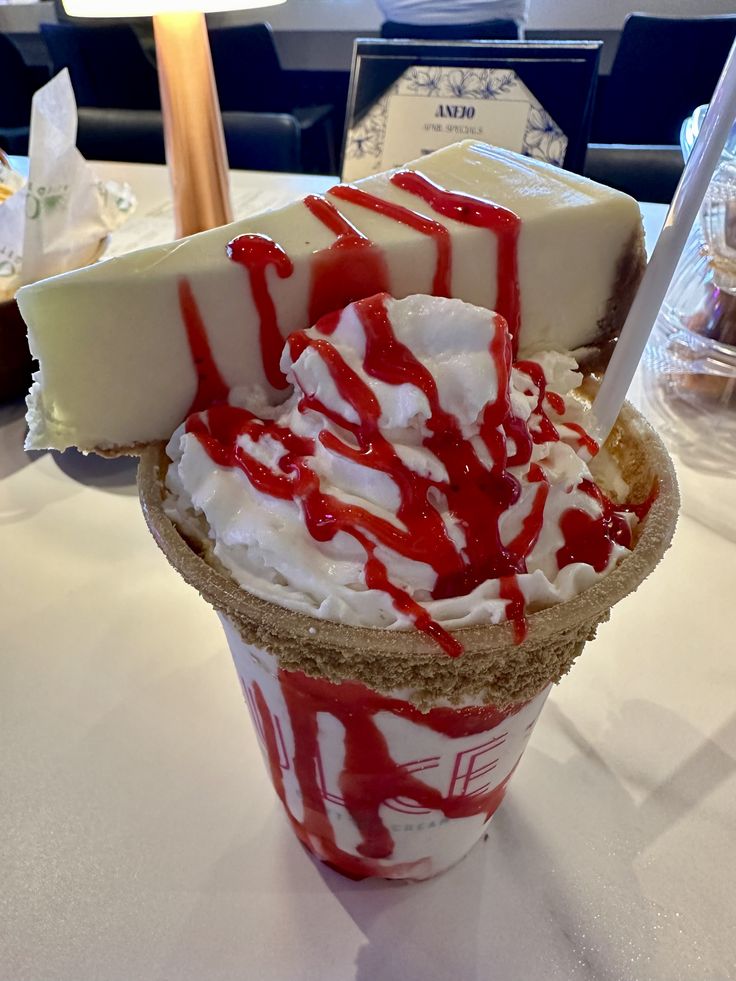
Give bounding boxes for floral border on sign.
[345,66,567,170]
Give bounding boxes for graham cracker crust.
[573,228,648,375]
[600,228,648,345]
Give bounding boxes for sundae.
[19,142,678,880]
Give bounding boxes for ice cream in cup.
[18,142,678,881]
[138,293,678,881]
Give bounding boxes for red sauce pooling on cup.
[248,668,539,879]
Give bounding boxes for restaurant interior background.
[3,0,736,198]
[3,2,736,978]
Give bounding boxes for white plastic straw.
[592,38,736,443]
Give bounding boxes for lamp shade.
[62,0,285,15]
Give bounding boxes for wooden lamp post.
[61,0,286,237]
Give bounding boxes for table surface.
[2,164,735,981]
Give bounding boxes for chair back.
[223,111,300,172]
[76,108,301,173]
[0,33,39,127]
[380,20,519,40]
[595,13,736,144]
[208,23,287,113]
[584,144,684,204]
[40,22,160,110]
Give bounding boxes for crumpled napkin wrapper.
[0,69,135,302]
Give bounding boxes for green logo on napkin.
[25,184,70,221]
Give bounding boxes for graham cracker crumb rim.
[138,400,678,706]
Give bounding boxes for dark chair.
[584,144,683,204]
[0,33,50,153]
[40,22,160,110]
[380,19,520,40]
[208,23,336,172]
[208,23,288,113]
[76,107,301,173]
[281,68,350,166]
[592,13,736,145]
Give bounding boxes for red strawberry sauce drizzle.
[250,668,532,878]
[389,170,522,352]
[563,421,600,457]
[178,279,230,415]
[546,389,566,415]
[302,194,392,328]
[220,169,522,392]
[187,293,561,655]
[176,169,649,656]
[225,235,294,391]
[556,477,658,571]
[328,182,452,297]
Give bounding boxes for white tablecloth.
[2,164,734,981]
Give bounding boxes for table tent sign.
[342,40,602,180]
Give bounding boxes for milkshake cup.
[138,400,678,881]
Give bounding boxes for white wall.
[216,0,736,31]
[5,0,734,34]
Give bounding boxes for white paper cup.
[139,401,678,881]
[221,615,551,881]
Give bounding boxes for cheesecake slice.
[19,141,645,454]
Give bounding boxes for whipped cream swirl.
[165,294,635,649]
